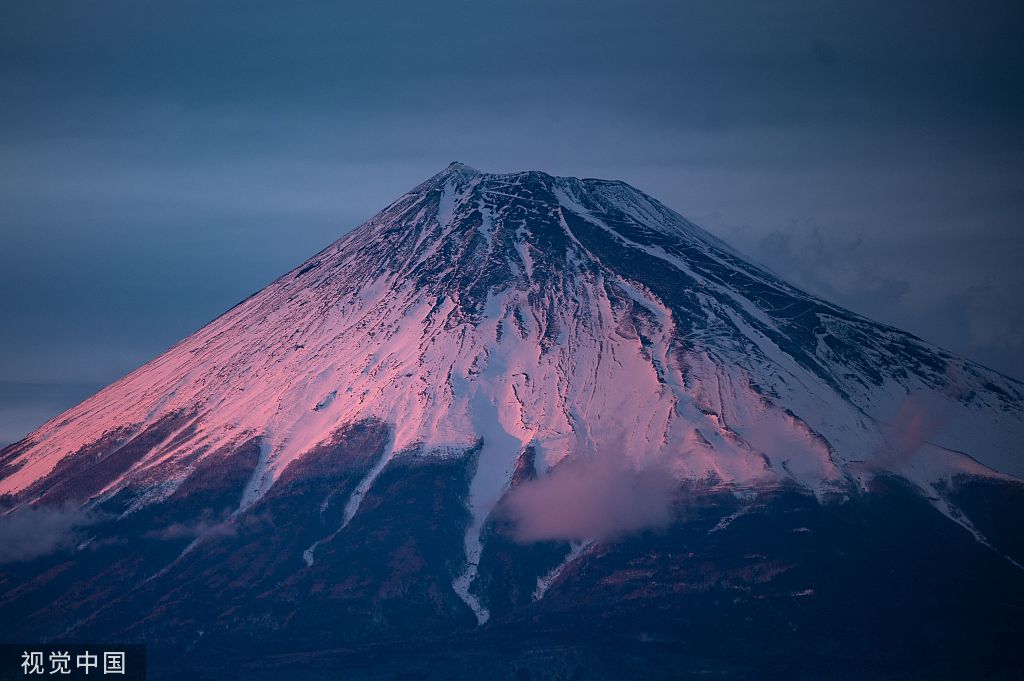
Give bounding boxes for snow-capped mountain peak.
[2,163,1021,558]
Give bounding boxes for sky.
[1,0,1022,446]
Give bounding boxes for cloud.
[0,504,101,564]
[716,217,1024,381]
[958,283,1024,353]
[1,0,1022,439]
[879,392,950,461]
[875,369,968,463]
[146,512,236,541]
[497,448,678,543]
[723,220,913,309]
[810,39,837,66]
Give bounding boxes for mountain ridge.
[2,164,1024,679]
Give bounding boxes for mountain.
[2,163,1023,679]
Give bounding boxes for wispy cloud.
[499,447,678,543]
[146,512,236,542]
[0,505,102,564]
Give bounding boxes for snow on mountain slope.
[2,164,1022,598]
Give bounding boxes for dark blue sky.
[2,0,1023,445]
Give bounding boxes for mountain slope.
[1,163,1022,677]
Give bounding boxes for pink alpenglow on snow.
[1,164,1022,610]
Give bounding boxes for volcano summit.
[2,164,1022,679]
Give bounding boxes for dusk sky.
[2,0,1023,446]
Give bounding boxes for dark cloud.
[811,39,838,66]
[957,284,1024,354]
[1,0,1022,441]
[714,217,1024,377]
[0,505,102,564]
[726,220,913,308]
